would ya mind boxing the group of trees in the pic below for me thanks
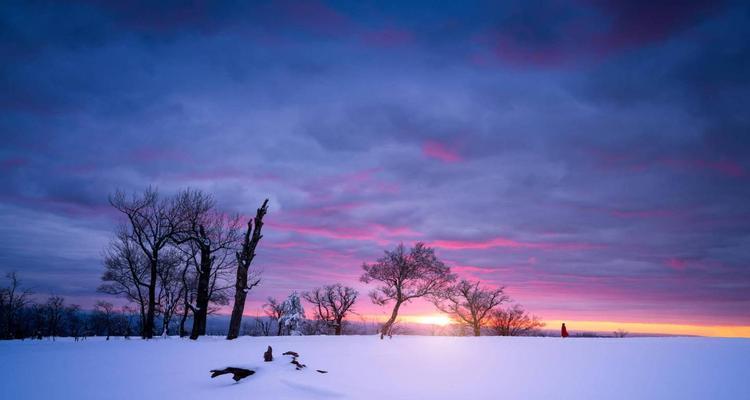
[250,284,360,337]
[0,272,136,340]
[361,242,543,337]
[4,186,544,340]
[100,187,268,340]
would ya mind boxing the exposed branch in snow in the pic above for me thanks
[209,367,255,382]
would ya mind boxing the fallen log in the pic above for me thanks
[210,367,255,382]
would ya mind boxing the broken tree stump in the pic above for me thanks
[210,367,255,382]
[264,345,273,362]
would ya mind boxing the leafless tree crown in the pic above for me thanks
[490,304,544,336]
[435,279,508,336]
[303,283,358,335]
[360,242,455,338]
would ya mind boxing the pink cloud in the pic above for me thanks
[589,148,747,179]
[422,140,462,163]
[300,168,399,200]
[665,258,688,271]
[591,0,720,52]
[494,37,567,67]
[610,208,678,219]
[450,265,499,281]
[474,1,721,68]
[361,28,414,47]
[661,158,746,178]
[0,157,28,170]
[275,0,353,37]
[268,221,420,244]
[291,202,366,218]
[430,237,597,251]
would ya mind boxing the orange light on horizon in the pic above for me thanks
[408,314,453,326]
[354,314,750,338]
[545,319,750,338]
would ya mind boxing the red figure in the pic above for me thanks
[561,323,569,338]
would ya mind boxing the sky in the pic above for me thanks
[1,0,749,336]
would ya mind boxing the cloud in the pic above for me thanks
[422,140,462,163]
[0,0,748,325]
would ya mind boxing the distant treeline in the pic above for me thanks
[1,271,548,340]
[0,272,134,340]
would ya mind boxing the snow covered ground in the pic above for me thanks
[2,335,748,400]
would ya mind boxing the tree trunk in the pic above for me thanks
[179,303,189,338]
[138,303,146,339]
[473,324,481,336]
[144,257,157,339]
[178,313,187,337]
[334,320,342,336]
[226,199,268,340]
[179,263,190,338]
[226,262,248,340]
[380,300,402,339]
[190,246,211,340]
[162,314,171,337]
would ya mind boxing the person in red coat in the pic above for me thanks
[561,323,569,338]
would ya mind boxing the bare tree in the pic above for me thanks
[303,318,329,335]
[613,329,629,338]
[0,288,5,337]
[45,296,66,339]
[227,199,268,340]
[156,249,184,337]
[121,306,138,338]
[94,301,115,340]
[64,304,83,341]
[30,303,46,339]
[177,247,198,338]
[177,191,240,340]
[0,272,32,339]
[190,223,239,339]
[173,239,228,337]
[253,315,272,336]
[99,229,149,336]
[264,297,286,336]
[435,279,508,336]
[360,242,456,339]
[303,284,358,335]
[109,187,194,339]
[490,304,544,336]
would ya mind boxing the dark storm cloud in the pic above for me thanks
[0,0,748,325]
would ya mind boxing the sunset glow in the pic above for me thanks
[544,320,750,338]
[353,315,750,338]
[409,314,454,326]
